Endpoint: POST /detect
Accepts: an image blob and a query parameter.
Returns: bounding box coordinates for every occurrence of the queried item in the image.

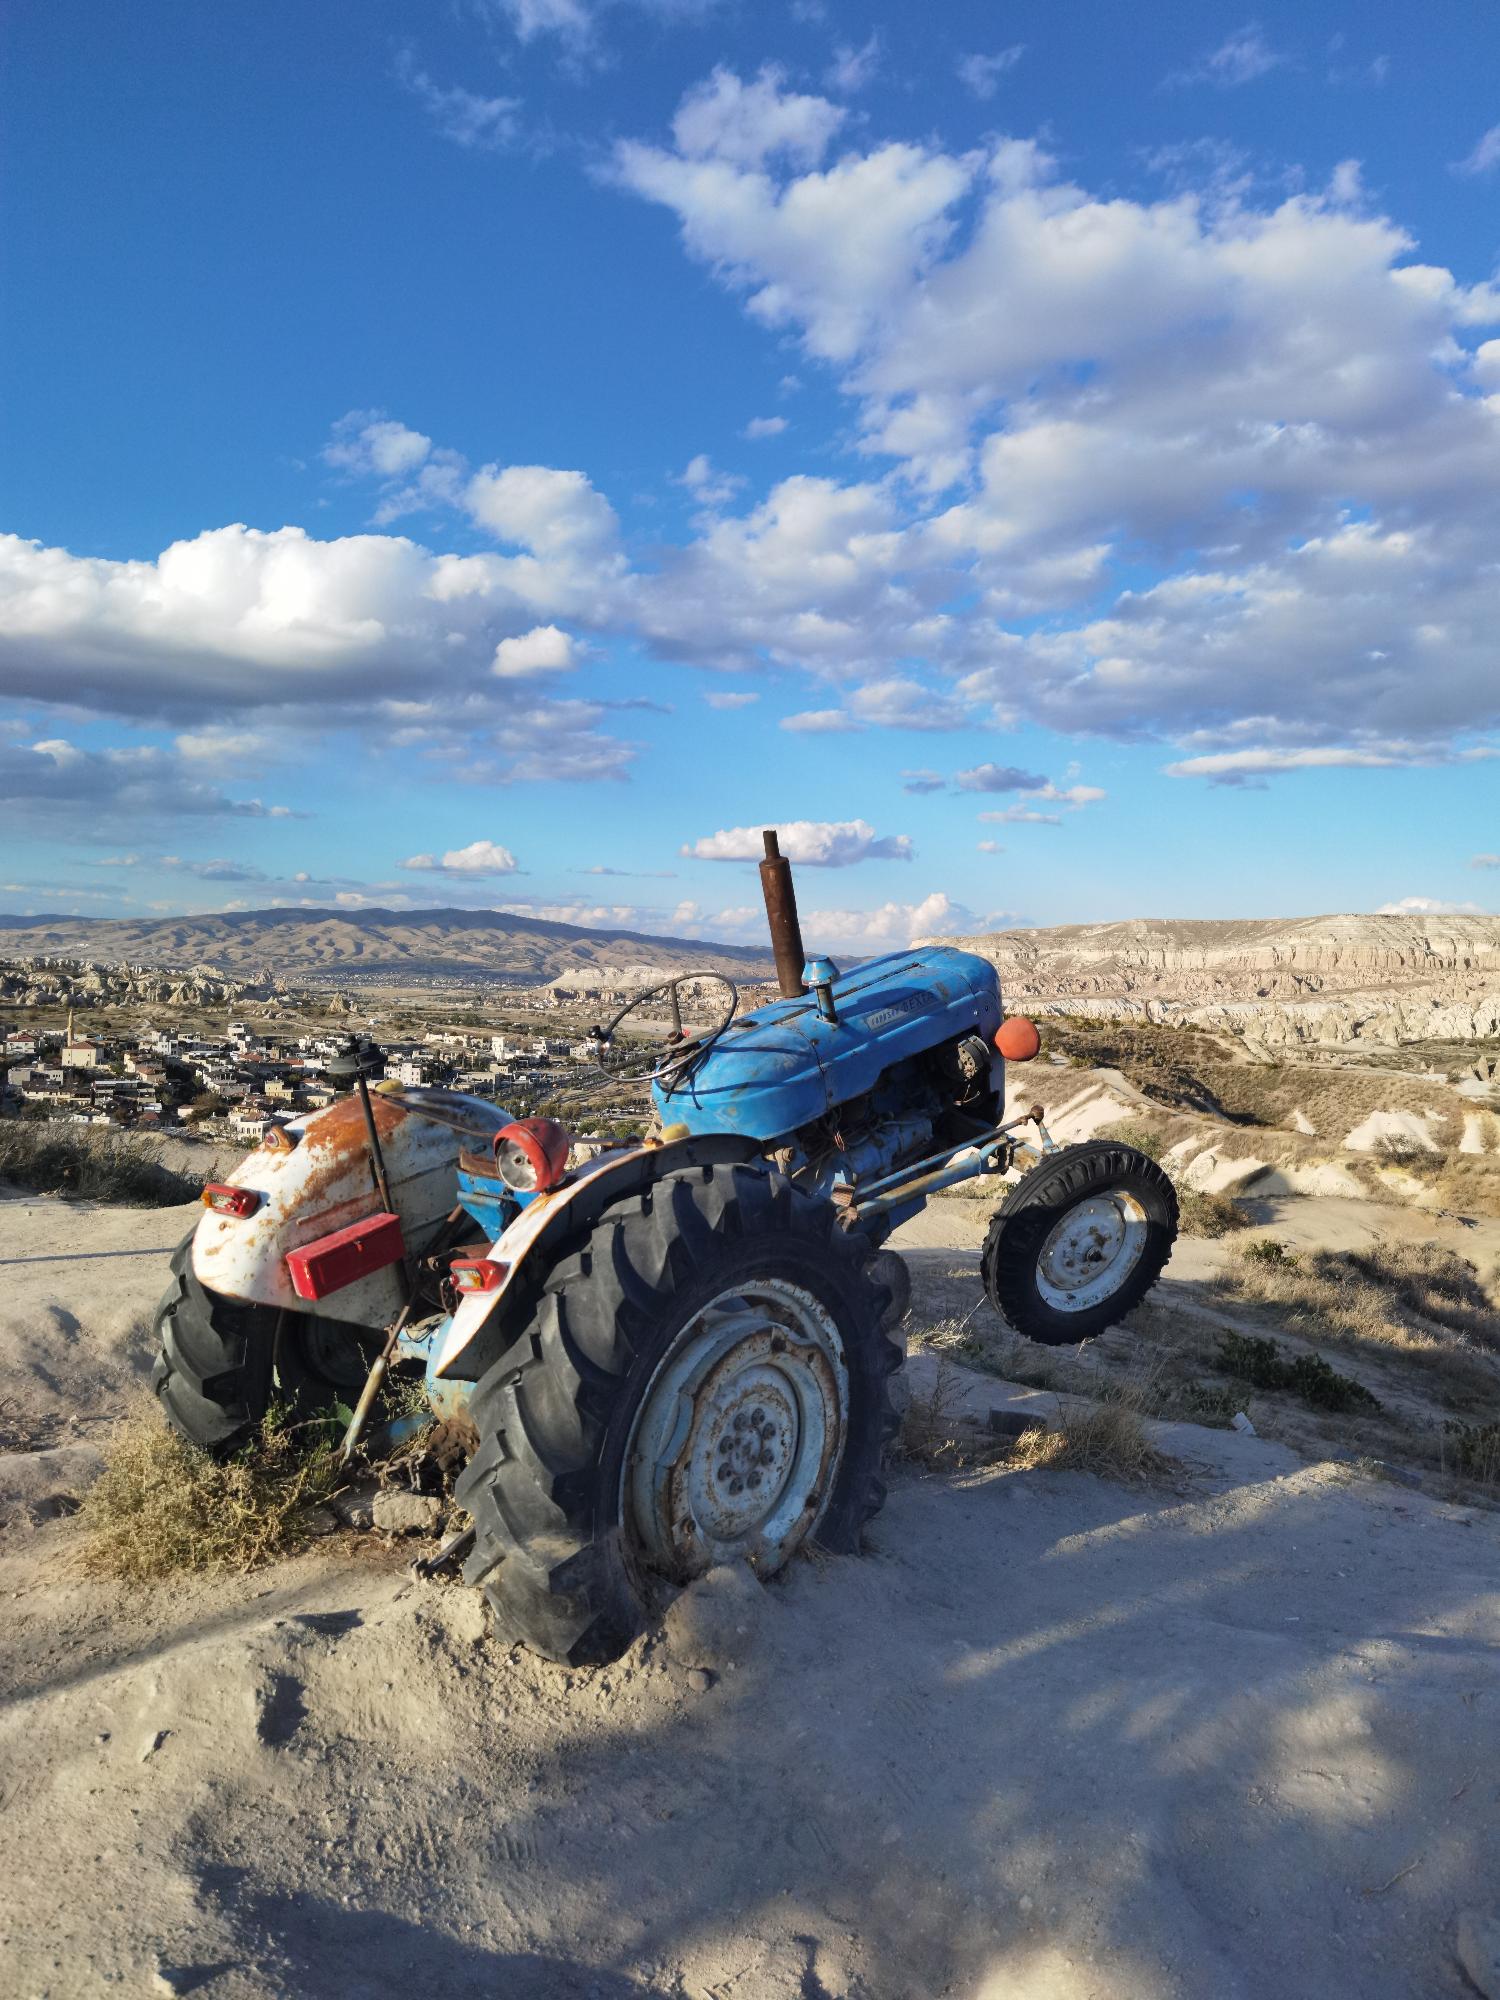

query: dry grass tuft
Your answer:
[0,1120,199,1206]
[1222,1237,1500,1408]
[1176,1186,1249,1238]
[899,1356,1002,1472]
[77,1401,338,1582]
[1008,1397,1176,1484]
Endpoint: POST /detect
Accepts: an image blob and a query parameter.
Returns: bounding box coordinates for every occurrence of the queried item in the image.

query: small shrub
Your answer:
[1107,1120,1166,1160]
[1175,1381,1245,1427]
[1216,1330,1379,1412]
[1441,1420,1500,1486]
[1241,1237,1297,1268]
[0,1120,198,1207]
[78,1403,338,1581]
[1176,1187,1249,1238]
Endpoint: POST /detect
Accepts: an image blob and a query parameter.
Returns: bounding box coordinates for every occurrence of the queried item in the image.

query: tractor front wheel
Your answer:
[981,1139,1178,1345]
[454,1161,903,1666]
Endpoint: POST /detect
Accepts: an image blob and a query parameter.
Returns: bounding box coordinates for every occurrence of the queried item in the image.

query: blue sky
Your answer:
[2,0,1499,949]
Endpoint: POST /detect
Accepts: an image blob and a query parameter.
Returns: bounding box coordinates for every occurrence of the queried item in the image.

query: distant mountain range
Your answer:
[0,906,779,988]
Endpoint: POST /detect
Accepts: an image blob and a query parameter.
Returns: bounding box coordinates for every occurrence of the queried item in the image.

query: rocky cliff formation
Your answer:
[934,914,1500,1049]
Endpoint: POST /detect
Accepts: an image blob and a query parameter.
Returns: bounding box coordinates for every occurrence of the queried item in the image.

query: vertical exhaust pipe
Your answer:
[759,828,807,999]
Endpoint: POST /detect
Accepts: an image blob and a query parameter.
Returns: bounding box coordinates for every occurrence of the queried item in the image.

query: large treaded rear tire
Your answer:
[981,1140,1178,1346]
[454,1161,902,1666]
[151,1231,370,1451]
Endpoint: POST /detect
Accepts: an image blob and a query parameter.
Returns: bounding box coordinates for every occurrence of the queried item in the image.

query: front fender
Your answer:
[432,1130,763,1383]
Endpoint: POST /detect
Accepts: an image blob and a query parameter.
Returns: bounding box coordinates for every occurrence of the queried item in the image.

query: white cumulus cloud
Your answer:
[683,819,913,866]
[401,840,519,875]
[493,624,578,677]
[1375,896,1485,915]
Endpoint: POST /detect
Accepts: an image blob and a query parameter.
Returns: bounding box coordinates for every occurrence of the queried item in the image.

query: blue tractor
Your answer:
[154,831,1176,1664]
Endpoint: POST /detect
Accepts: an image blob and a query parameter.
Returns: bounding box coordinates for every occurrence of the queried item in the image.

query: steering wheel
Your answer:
[588,973,740,1089]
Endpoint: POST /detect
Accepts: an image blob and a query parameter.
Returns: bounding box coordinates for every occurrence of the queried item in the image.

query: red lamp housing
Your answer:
[492,1118,571,1194]
[449,1257,509,1294]
[202,1183,261,1218]
[285,1212,406,1301]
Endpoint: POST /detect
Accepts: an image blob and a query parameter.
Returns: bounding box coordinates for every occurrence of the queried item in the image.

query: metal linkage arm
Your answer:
[841,1104,1056,1223]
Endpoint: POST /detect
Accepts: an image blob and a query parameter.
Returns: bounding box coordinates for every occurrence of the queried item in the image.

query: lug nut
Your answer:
[748,1471,762,1489]
[760,1446,774,1465]
[729,1478,743,1495]
[751,1407,764,1424]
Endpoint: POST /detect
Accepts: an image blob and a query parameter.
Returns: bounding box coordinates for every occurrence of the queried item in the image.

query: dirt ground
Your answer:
[2,1184,1499,1999]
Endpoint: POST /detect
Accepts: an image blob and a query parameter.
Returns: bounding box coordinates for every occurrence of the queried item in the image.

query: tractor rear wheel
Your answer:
[981,1140,1178,1345]
[454,1161,903,1666]
[151,1230,371,1451]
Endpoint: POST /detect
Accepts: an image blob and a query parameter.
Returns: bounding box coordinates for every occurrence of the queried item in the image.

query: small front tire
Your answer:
[981,1140,1177,1345]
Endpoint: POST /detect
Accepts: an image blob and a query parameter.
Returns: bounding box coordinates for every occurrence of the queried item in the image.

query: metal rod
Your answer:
[339,1298,417,1466]
[411,1524,476,1579]
[355,1067,413,1305]
[853,1106,1044,1201]
[759,829,807,1001]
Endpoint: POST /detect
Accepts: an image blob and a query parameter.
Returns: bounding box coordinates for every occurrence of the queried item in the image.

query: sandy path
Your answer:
[2,1192,1498,1999]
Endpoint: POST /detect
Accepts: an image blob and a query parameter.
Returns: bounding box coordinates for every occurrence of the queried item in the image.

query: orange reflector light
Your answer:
[994,1016,1041,1062]
[202,1183,260,1218]
[450,1258,508,1294]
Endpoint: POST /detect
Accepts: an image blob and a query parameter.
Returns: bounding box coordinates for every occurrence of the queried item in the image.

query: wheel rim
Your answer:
[1034,1191,1149,1313]
[623,1276,848,1584]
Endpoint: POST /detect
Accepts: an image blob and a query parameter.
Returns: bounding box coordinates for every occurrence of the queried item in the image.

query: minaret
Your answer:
[66,1008,75,1045]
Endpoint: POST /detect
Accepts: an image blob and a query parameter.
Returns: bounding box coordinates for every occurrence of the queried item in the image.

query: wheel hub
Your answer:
[624,1278,848,1583]
[1035,1192,1149,1312]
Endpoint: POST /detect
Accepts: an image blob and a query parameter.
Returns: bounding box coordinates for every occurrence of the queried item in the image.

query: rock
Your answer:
[661,1562,768,1673]
[300,1505,340,1537]
[1231,1411,1257,1436]
[987,1409,1046,1440]
[1457,1910,1500,1998]
[139,1729,169,1762]
[687,1668,715,1694]
[152,1965,188,1997]
[330,1480,380,1530]
[371,1490,442,1537]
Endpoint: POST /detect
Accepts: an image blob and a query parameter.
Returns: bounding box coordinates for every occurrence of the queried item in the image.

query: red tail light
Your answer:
[450,1258,509,1294]
[203,1183,260,1218]
[493,1118,571,1194]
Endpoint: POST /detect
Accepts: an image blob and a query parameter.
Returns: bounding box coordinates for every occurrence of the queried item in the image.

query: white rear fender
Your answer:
[192,1088,510,1324]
